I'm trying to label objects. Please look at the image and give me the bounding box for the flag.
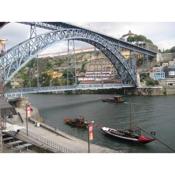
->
[26,105,33,117]
[88,123,94,141]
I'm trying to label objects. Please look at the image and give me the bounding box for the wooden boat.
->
[101,100,155,144]
[64,117,88,128]
[102,95,125,103]
[101,127,155,144]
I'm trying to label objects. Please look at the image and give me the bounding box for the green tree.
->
[162,46,175,53]
[40,73,51,86]
[146,79,155,86]
[146,78,159,86]
[127,35,153,44]
[62,69,75,85]
[80,61,88,73]
[170,46,175,52]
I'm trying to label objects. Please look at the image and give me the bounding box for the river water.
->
[28,94,175,153]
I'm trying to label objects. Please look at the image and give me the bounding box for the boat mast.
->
[129,99,132,130]
[129,99,136,130]
[129,101,132,129]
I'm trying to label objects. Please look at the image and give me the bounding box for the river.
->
[27,94,175,153]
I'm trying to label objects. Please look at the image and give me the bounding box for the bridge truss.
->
[0,22,157,88]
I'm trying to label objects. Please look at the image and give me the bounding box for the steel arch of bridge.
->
[21,22,157,57]
[0,28,137,86]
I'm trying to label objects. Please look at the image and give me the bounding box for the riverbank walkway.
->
[14,108,117,153]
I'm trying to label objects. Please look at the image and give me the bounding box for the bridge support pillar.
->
[0,74,4,95]
[143,54,149,70]
[136,72,141,87]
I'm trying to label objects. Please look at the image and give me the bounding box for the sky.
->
[0,22,175,54]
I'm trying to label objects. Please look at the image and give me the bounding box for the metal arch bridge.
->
[5,83,133,98]
[0,22,157,87]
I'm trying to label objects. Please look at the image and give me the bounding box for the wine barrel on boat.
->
[102,95,125,103]
[64,117,88,128]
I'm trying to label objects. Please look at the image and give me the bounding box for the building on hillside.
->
[149,71,165,80]
[39,47,96,58]
[121,30,135,40]
[149,66,165,80]
[121,49,131,59]
[0,39,7,56]
[157,53,175,63]
[85,57,114,72]
[169,60,175,66]
[163,65,175,78]
[47,70,63,79]
[160,78,175,87]
[162,63,169,67]
[77,57,118,84]
[120,31,157,69]
[121,30,158,53]
[78,71,119,83]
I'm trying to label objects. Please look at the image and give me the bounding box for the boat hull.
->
[64,118,88,128]
[101,127,155,144]
[102,96,125,103]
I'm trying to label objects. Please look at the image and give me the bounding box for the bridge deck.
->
[5,84,134,97]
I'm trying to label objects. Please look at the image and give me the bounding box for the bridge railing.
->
[5,83,134,97]
[6,85,77,93]
[7,83,132,92]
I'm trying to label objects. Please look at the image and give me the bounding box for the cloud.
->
[157,39,175,50]
[0,23,29,49]
[1,22,175,52]
[73,22,175,50]
[0,23,49,49]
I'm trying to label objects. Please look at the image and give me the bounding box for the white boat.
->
[101,127,155,144]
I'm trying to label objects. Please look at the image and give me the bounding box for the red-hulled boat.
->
[101,100,155,144]
[101,127,155,144]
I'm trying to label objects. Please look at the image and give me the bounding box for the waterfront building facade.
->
[149,67,165,80]
[77,57,118,84]
[160,78,175,87]
[163,66,175,78]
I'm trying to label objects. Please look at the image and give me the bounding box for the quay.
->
[6,107,117,153]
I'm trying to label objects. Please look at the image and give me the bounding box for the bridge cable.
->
[72,40,77,85]
[67,40,70,86]
[36,54,40,87]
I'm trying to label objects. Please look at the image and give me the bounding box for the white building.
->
[78,71,115,82]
